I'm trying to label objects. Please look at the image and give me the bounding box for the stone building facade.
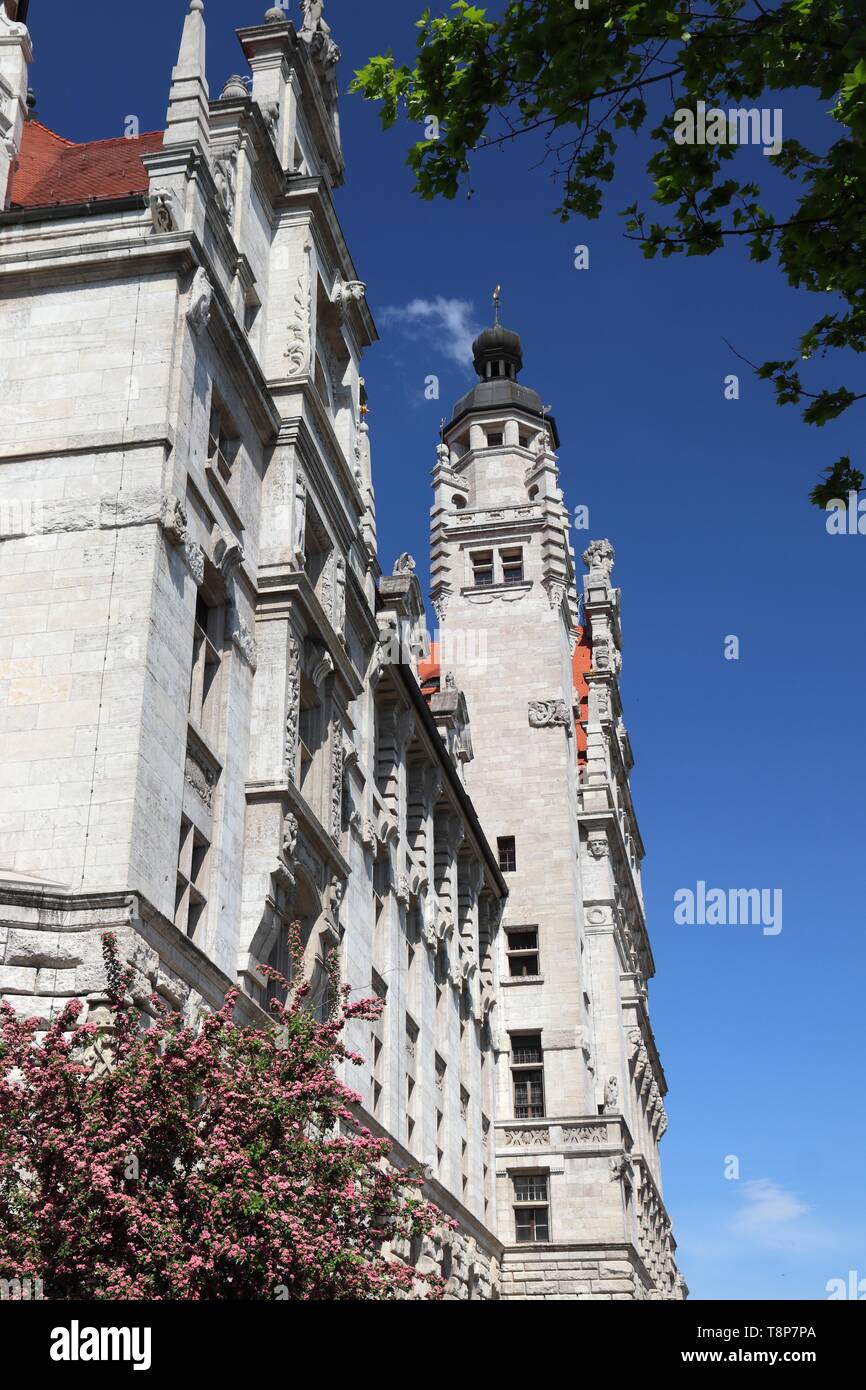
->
[0,2,683,1300]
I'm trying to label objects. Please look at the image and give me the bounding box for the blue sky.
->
[28,2,866,1300]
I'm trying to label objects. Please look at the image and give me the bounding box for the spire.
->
[493,284,502,327]
[164,0,210,151]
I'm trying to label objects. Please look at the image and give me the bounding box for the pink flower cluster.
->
[0,931,444,1300]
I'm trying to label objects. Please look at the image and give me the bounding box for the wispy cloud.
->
[728,1179,836,1253]
[379,296,479,368]
[733,1179,810,1235]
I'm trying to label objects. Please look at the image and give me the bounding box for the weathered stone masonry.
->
[0,1,683,1300]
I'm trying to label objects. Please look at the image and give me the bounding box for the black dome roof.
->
[472,325,523,378]
[449,319,560,446]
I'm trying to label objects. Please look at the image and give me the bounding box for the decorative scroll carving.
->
[160,496,204,585]
[261,99,280,142]
[327,874,344,922]
[504,1127,550,1148]
[593,639,612,671]
[562,1125,606,1145]
[285,637,301,774]
[333,556,346,637]
[187,267,213,334]
[284,241,312,377]
[330,738,344,842]
[185,747,215,809]
[333,276,367,315]
[312,648,334,689]
[282,813,299,864]
[528,699,569,729]
[583,538,615,578]
[431,592,449,625]
[319,552,335,623]
[229,613,258,671]
[604,1075,619,1114]
[533,427,552,459]
[610,1154,633,1187]
[214,528,244,580]
[214,149,238,222]
[544,579,566,611]
[149,187,176,234]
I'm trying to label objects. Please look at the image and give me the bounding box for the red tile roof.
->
[6,121,163,210]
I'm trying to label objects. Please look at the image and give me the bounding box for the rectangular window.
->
[511,1032,545,1118]
[497,835,516,873]
[512,1033,543,1065]
[371,971,387,1118]
[506,926,540,978]
[514,1174,550,1243]
[373,853,388,928]
[501,547,524,585]
[175,816,210,943]
[208,393,239,482]
[471,549,494,587]
[513,1070,545,1118]
[487,431,504,448]
[189,595,222,740]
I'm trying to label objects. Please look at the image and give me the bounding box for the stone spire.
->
[164,0,210,151]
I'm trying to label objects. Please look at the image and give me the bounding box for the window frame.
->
[497,835,517,874]
[506,925,540,978]
[207,392,240,483]
[500,546,525,585]
[513,1173,551,1244]
[175,815,210,944]
[470,548,495,588]
[189,594,223,741]
[510,1032,545,1119]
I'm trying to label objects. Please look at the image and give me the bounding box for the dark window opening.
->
[472,550,494,588]
[507,926,540,977]
[501,548,524,585]
[497,836,516,873]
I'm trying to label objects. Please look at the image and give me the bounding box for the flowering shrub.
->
[0,929,444,1300]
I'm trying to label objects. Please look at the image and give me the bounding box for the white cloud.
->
[730,1179,822,1251]
[733,1179,810,1233]
[379,296,479,368]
